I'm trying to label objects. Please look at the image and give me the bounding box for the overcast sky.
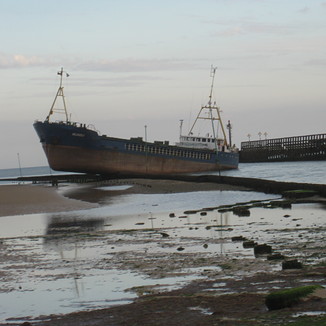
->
[0,0,325,169]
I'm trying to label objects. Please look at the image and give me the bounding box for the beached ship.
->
[33,67,239,176]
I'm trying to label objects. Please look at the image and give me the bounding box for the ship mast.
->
[46,68,70,123]
[188,66,228,146]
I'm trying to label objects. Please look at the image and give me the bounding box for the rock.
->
[243,240,257,248]
[265,285,323,310]
[169,213,175,217]
[232,206,250,217]
[202,207,216,211]
[283,190,318,199]
[183,210,198,215]
[269,200,292,209]
[231,236,246,242]
[282,259,303,270]
[254,244,272,255]
[267,253,285,260]
[160,232,169,238]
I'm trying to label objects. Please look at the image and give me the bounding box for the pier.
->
[240,133,326,163]
[0,173,104,185]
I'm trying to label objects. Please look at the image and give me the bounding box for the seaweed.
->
[265,285,323,310]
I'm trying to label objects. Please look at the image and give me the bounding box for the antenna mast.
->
[46,67,70,122]
[208,65,217,107]
[188,66,228,146]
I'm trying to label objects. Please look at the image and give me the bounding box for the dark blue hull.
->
[34,121,239,175]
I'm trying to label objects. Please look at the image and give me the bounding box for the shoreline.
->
[0,180,249,217]
[0,184,98,217]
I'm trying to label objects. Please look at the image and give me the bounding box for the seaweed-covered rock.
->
[232,206,251,217]
[283,189,318,199]
[183,210,198,215]
[265,285,323,310]
[254,244,272,255]
[282,259,303,270]
[231,236,246,242]
[267,253,285,260]
[243,240,257,248]
[269,200,292,209]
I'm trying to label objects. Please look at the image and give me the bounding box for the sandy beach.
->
[0,184,98,217]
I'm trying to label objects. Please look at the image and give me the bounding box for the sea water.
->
[1,160,325,184]
[0,166,76,185]
[221,161,326,184]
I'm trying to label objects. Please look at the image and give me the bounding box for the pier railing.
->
[240,133,326,162]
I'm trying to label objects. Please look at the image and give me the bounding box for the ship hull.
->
[34,121,238,175]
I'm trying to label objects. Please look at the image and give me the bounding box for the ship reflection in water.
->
[46,216,105,236]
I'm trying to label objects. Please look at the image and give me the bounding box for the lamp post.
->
[258,132,262,141]
[144,125,147,142]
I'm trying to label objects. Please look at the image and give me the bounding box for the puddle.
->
[2,269,200,323]
[96,185,133,191]
[293,311,326,317]
[188,306,212,315]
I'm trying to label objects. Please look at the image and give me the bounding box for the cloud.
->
[70,75,170,89]
[297,6,310,14]
[304,58,326,66]
[212,21,297,37]
[0,53,49,68]
[0,53,196,73]
[76,58,194,72]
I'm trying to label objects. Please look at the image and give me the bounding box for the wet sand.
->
[0,179,248,217]
[0,184,98,217]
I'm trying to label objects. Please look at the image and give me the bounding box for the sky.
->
[0,0,325,169]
